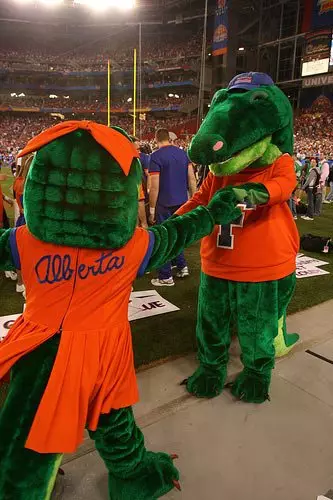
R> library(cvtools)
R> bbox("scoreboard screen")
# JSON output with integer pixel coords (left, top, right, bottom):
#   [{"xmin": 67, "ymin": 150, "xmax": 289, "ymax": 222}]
[{"xmin": 301, "ymin": 29, "xmax": 332, "ymax": 77}]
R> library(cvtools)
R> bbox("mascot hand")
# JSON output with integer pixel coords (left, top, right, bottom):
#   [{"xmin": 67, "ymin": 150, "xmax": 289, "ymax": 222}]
[{"xmin": 207, "ymin": 189, "xmax": 242, "ymax": 226}]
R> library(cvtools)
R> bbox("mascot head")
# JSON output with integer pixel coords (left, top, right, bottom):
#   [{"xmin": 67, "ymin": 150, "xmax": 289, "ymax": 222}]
[
  {"xmin": 18, "ymin": 121, "xmax": 141, "ymax": 249},
  {"xmin": 189, "ymin": 72, "xmax": 293, "ymax": 176}
]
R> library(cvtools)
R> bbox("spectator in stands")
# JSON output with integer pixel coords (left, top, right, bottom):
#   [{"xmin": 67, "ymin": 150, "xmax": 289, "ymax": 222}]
[{"xmin": 148, "ymin": 128, "xmax": 196, "ymax": 286}]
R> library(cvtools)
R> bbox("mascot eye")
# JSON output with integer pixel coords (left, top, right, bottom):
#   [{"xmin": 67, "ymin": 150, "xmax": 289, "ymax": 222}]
[{"xmin": 250, "ymin": 91, "xmax": 268, "ymax": 103}]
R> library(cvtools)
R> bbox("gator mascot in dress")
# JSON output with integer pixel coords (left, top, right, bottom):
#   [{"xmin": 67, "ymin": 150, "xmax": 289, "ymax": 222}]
[
  {"xmin": 0, "ymin": 120, "xmax": 242, "ymax": 500},
  {"xmin": 177, "ymin": 72, "xmax": 300, "ymax": 403}
]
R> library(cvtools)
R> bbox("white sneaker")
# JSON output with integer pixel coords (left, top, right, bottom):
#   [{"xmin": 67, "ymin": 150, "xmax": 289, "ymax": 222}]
[
  {"xmin": 302, "ymin": 216, "xmax": 314, "ymax": 221},
  {"xmin": 176, "ymin": 266, "xmax": 190, "ymax": 278},
  {"xmin": 293, "ymin": 216, "xmax": 298, "ymax": 220},
  {"xmin": 16, "ymin": 284, "xmax": 25, "ymax": 293},
  {"xmin": 323, "ymin": 200, "xmax": 331, "ymax": 204},
  {"xmin": 5, "ymin": 271, "xmax": 17, "ymax": 280},
  {"xmin": 151, "ymin": 278, "xmax": 175, "ymax": 287}
]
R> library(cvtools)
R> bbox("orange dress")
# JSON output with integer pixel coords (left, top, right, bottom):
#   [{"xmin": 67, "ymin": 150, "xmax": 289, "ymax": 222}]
[{"xmin": 0, "ymin": 225, "xmax": 149, "ymax": 453}]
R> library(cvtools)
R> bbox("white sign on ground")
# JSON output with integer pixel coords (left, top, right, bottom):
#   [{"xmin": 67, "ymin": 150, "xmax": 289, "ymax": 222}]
[
  {"xmin": 296, "ymin": 255, "xmax": 330, "ymax": 279},
  {"xmin": 128, "ymin": 290, "xmax": 180, "ymax": 321},
  {"xmin": 0, "ymin": 290, "xmax": 179, "ymax": 341},
  {"xmin": 296, "ymin": 266, "xmax": 330, "ymax": 279},
  {"xmin": 296, "ymin": 255, "xmax": 330, "ymax": 267}
]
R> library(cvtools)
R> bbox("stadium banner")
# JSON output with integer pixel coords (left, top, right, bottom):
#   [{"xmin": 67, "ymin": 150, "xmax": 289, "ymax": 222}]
[
  {"xmin": 212, "ymin": 0, "xmax": 229, "ymax": 57},
  {"xmin": 302, "ymin": 0, "xmax": 333, "ymax": 31},
  {"xmin": 301, "ymin": 29, "xmax": 331, "ymax": 77},
  {"xmin": 302, "ymin": 73, "xmax": 333, "ymax": 87}
]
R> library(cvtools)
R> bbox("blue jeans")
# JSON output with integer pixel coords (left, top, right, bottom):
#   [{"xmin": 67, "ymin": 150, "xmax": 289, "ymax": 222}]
[
  {"xmin": 326, "ymin": 182, "xmax": 333, "ymax": 201},
  {"xmin": 156, "ymin": 204, "xmax": 187, "ymax": 280},
  {"xmin": 288, "ymin": 197, "xmax": 297, "ymax": 217}
]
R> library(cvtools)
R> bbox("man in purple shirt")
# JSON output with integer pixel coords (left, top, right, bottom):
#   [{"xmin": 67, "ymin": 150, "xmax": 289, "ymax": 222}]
[{"xmin": 149, "ymin": 128, "xmax": 196, "ymax": 286}]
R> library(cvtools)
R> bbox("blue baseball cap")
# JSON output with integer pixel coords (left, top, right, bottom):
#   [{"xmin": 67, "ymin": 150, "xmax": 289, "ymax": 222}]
[{"xmin": 228, "ymin": 72, "xmax": 274, "ymax": 91}]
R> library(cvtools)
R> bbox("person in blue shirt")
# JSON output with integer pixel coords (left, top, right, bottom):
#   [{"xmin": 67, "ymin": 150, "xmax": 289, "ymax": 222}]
[{"xmin": 149, "ymin": 128, "xmax": 197, "ymax": 286}]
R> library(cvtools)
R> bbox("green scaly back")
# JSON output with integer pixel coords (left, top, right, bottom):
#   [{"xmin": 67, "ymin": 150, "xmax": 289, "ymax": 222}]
[{"xmin": 24, "ymin": 129, "xmax": 142, "ymax": 249}]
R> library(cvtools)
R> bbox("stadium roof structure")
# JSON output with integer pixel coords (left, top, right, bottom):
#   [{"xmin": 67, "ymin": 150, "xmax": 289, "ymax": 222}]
[{"xmin": 0, "ymin": 0, "xmax": 216, "ymax": 24}]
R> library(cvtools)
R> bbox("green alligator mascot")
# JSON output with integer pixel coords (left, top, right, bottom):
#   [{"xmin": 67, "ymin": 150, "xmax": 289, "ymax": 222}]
[
  {"xmin": 0, "ymin": 120, "xmax": 242, "ymax": 500},
  {"xmin": 177, "ymin": 72, "xmax": 300, "ymax": 403}
]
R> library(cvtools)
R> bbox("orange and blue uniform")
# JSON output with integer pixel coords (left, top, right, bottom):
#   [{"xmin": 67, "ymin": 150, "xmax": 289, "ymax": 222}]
[{"xmin": 0, "ymin": 225, "xmax": 155, "ymax": 453}]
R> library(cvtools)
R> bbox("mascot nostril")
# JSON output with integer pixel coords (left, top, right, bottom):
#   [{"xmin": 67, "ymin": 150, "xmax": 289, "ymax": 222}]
[{"xmin": 213, "ymin": 141, "xmax": 224, "ymax": 152}]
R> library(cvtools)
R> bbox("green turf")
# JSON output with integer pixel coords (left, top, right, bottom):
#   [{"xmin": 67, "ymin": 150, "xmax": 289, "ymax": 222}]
[
  {"xmin": 1, "ymin": 167, "xmax": 14, "ymax": 223},
  {"xmin": 1, "ymin": 167, "xmax": 332, "ymax": 367}
]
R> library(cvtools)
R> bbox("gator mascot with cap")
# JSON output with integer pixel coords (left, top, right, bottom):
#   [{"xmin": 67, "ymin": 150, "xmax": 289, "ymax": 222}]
[
  {"xmin": 0, "ymin": 120, "xmax": 242, "ymax": 500},
  {"xmin": 177, "ymin": 72, "xmax": 300, "ymax": 403}
]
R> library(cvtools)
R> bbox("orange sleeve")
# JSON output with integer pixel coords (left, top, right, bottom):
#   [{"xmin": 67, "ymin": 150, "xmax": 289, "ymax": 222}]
[
  {"xmin": 262, "ymin": 154, "xmax": 297, "ymax": 206},
  {"xmin": 176, "ymin": 172, "xmax": 213, "ymax": 215}
]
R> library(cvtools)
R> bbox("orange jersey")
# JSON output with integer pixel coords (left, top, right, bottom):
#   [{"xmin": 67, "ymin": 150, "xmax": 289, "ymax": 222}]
[
  {"xmin": 177, "ymin": 154, "xmax": 299, "ymax": 282},
  {"xmin": 0, "ymin": 225, "xmax": 152, "ymax": 453},
  {"xmin": 13, "ymin": 176, "xmax": 24, "ymax": 214}
]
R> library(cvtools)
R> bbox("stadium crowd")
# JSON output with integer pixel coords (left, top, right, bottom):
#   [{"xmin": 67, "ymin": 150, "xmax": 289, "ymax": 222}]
[
  {"xmin": 0, "ymin": 114, "xmax": 195, "ymax": 161},
  {"xmin": 294, "ymin": 110, "xmax": 333, "ymax": 160},
  {"xmin": 1, "ymin": 94, "xmax": 196, "ymax": 110},
  {"xmin": 2, "ymin": 106, "xmax": 332, "ymax": 160},
  {"xmin": 0, "ymin": 34, "xmax": 202, "ymax": 74}
]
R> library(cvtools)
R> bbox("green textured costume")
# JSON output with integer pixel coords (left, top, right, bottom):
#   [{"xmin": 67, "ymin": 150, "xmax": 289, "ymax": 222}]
[
  {"xmin": 0, "ymin": 121, "xmax": 242, "ymax": 500},
  {"xmin": 177, "ymin": 72, "xmax": 300, "ymax": 403}
]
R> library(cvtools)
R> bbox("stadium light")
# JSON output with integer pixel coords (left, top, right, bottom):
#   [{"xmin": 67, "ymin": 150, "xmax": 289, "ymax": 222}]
[
  {"xmin": 18, "ymin": 93, "xmax": 25, "ymax": 97},
  {"xmin": 168, "ymin": 93, "xmax": 174, "ymax": 98},
  {"xmin": 174, "ymin": 94, "xmax": 180, "ymax": 99},
  {"xmin": 10, "ymin": 93, "xmax": 17, "ymax": 97},
  {"xmin": 64, "ymin": 96, "xmax": 70, "ymax": 99},
  {"xmin": 49, "ymin": 94, "xmax": 58, "ymax": 98},
  {"xmin": 238, "ymin": 47, "xmax": 245, "ymax": 51},
  {"xmin": 127, "ymin": 97, "xmax": 132, "ymax": 102},
  {"xmin": 74, "ymin": 0, "xmax": 135, "ymax": 10},
  {"xmin": 40, "ymin": 0, "xmax": 64, "ymax": 5}
]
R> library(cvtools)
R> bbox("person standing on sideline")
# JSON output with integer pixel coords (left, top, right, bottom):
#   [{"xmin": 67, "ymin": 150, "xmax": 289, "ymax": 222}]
[
  {"xmin": 149, "ymin": 128, "xmax": 197, "ymax": 286},
  {"xmin": 301, "ymin": 158, "xmax": 321, "ymax": 221},
  {"xmin": 324, "ymin": 163, "xmax": 333, "ymax": 203},
  {"xmin": 131, "ymin": 136, "xmax": 149, "ymax": 229},
  {"xmin": 318, "ymin": 155, "xmax": 329, "ymax": 205}
]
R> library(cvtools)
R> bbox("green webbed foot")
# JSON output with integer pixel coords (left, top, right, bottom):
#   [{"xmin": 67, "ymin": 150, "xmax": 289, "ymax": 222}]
[
  {"xmin": 108, "ymin": 452, "xmax": 180, "ymax": 500},
  {"xmin": 231, "ymin": 369, "xmax": 270, "ymax": 404},
  {"xmin": 186, "ymin": 365, "xmax": 227, "ymax": 399}
]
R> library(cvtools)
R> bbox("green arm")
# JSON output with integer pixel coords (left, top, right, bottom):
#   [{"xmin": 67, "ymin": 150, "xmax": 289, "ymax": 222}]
[
  {"xmin": 229, "ymin": 183, "xmax": 269, "ymax": 206},
  {"xmin": 146, "ymin": 190, "xmax": 241, "ymax": 271},
  {"xmin": 0, "ymin": 229, "xmax": 16, "ymax": 271}
]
